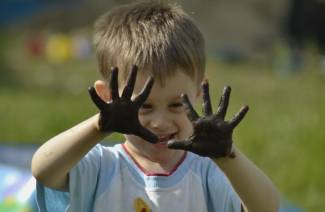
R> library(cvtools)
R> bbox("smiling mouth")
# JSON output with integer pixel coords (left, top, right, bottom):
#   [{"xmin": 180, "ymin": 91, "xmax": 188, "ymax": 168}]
[{"xmin": 157, "ymin": 133, "xmax": 176, "ymax": 143}]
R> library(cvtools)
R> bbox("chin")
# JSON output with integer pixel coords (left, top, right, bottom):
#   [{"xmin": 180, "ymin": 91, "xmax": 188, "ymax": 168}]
[{"xmin": 152, "ymin": 141, "xmax": 169, "ymax": 150}]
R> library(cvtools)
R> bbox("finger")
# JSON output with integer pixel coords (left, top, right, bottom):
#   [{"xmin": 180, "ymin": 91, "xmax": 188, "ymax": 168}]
[
  {"xmin": 88, "ymin": 86, "xmax": 107, "ymax": 109},
  {"xmin": 215, "ymin": 86, "xmax": 231, "ymax": 119},
  {"xmin": 181, "ymin": 94, "xmax": 199, "ymax": 122},
  {"xmin": 134, "ymin": 77, "xmax": 154, "ymax": 107},
  {"xmin": 122, "ymin": 65, "xmax": 137, "ymax": 99},
  {"xmin": 110, "ymin": 67, "xmax": 120, "ymax": 101},
  {"xmin": 167, "ymin": 139, "xmax": 193, "ymax": 151},
  {"xmin": 201, "ymin": 80, "xmax": 213, "ymax": 116},
  {"xmin": 229, "ymin": 105, "xmax": 249, "ymax": 129},
  {"xmin": 135, "ymin": 126, "xmax": 158, "ymax": 143}
]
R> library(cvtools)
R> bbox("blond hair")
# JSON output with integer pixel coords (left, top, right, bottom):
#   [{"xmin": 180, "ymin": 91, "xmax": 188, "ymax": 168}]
[{"xmin": 94, "ymin": 1, "xmax": 205, "ymax": 85}]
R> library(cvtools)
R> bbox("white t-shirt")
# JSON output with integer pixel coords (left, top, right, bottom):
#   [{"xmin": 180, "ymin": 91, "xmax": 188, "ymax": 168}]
[{"xmin": 36, "ymin": 143, "xmax": 241, "ymax": 212}]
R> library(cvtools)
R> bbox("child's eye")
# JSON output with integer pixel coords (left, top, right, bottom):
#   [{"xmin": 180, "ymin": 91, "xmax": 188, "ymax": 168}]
[
  {"xmin": 139, "ymin": 104, "xmax": 153, "ymax": 115},
  {"xmin": 141, "ymin": 103, "xmax": 152, "ymax": 109},
  {"xmin": 169, "ymin": 102, "xmax": 183, "ymax": 108},
  {"xmin": 169, "ymin": 102, "xmax": 184, "ymax": 113}
]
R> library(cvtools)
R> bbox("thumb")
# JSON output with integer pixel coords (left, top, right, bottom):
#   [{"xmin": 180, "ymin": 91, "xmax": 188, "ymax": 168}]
[
  {"xmin": 167, "ymin": 139, "xmax": 192, "ymax": 151},
  {"xmin": 135, "ymin": 126, "xmax": 158, "ymax": 144}
]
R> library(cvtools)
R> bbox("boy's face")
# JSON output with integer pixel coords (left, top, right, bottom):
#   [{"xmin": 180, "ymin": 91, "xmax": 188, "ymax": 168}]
[{"xmin": 122, "ymin": 70, "xmax": 201, "ymax": 155}]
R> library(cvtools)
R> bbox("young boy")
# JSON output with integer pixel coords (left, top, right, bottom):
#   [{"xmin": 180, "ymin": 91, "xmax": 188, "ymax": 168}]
[{"xmin": 31, "ymin": 1, "xmax": 280, "ymax": 211}]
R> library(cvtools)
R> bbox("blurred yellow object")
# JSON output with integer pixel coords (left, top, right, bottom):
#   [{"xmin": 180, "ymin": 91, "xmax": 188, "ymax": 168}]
[
  {"xmin": 1, "ymin": 197, "xmax": 32, "ymax": 212},
  {"xmin": 46, "ymin": 34, "xmax": 73, "ymax": 64},
  {"xmin": 134, "ymin": 197, "xmax": 151, "ymax": 212},
  {"xmin": 3, "ymin": 196, "xmax": 16, "ymax": 206}
]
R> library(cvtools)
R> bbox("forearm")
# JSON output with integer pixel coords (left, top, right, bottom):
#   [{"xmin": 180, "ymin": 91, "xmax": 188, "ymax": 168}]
[
  {"xmin": 213, "ymin": 147, "xmax": 280, "ymax": 212},
  {"xmin": 31, "ymin": 114, "xmax": 107, "ymax": 190}
]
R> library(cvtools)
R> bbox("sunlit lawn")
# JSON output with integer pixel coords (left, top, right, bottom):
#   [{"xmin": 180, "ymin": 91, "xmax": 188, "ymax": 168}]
[{"xmin": 1, "ymin": 55, "xmax": 325, "ymax": 210}]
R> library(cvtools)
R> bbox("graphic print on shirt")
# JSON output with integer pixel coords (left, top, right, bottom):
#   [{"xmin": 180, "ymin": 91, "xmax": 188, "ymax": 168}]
[{"xmin": 134, "ymin": 197, "xmax": 152, "ymax": 212}]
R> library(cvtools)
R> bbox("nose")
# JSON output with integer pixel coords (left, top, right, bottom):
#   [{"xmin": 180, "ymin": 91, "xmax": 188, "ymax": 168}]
[{"xmin": 149, "ymin": 112, "xmax": 172, "ymax": 130}]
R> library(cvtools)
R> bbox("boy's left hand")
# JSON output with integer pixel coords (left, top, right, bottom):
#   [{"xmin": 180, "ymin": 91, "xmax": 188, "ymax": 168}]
[{"xmin": 167, "ymin": 81, "xmax": 249, "ymax": 159}]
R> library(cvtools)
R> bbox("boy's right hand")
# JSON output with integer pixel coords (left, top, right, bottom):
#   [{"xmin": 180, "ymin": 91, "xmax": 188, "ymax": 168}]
[{"xmin": 88, "ymin": 65, "xmax": 158, "ymax": 143}]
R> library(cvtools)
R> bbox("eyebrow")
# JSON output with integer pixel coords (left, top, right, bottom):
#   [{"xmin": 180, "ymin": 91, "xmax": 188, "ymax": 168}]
[{"xmin": 170, "ymin": 95, "xmax": 182, "ymax": 101}]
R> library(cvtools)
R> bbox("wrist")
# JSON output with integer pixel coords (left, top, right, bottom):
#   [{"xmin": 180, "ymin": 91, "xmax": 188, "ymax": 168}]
[
  {"xmin": 92, "ymin": 114, "xmax": 111, "ymax": 135},
  {"xmin": 93, "ymin": 113, "xmax": 101, "ymax": 131},
  {"xmin": 211, "ymin": 145, "xmax": 236, "ymax": 161}
]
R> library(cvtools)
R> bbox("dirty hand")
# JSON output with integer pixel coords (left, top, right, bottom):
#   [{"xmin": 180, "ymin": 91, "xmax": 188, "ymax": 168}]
[
  {"xmin": 168, "ymin": 81, "xmax": 249, "ymax": 158},
  {"xmin": 88, "ymin": 65, "xmax": 158, "ymax": 143}
]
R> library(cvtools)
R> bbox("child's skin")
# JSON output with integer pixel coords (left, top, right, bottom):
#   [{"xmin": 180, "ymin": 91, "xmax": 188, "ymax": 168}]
[{"xmin": 32, "ymin": 65, "xmax": 280, "ymax": 212}]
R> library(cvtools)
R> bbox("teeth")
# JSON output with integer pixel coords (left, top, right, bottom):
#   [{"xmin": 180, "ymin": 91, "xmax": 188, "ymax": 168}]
[{"xmin": 157, "ymin": 134, "xmax": 175, "ymax": 142}]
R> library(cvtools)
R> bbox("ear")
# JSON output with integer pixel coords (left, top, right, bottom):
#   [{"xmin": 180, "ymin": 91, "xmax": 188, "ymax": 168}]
[{"xmin": 94, "ymin": 80, "xmax": 111, "ymax": 102}]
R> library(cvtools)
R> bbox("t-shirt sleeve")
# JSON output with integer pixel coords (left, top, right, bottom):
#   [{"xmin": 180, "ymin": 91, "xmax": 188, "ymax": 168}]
[
  {"xmin": 35, "ymin": 144, "xmax": 103, "ymax": 212},
  {"xmin": 204, "ymin": 159, "xmax": 242, "ymax": 212},
  {"xmin": 36, "ymin": 182, "xmax": 70, "ymax": 212},
  {"xmin": 68, "ymin": 144, "xmax": 103, "ymax": 211}
]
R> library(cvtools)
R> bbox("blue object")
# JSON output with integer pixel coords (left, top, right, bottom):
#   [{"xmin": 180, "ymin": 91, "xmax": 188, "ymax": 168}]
[
  {"xmin": 0, "ymin": 164, "xmax": 37, "ymax": 211},
  {"xmin": 0, "ymin": 0, "xmax": 82, "ymax": 27}
]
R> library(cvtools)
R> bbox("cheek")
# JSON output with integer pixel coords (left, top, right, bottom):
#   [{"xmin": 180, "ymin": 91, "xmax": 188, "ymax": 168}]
[
  {"xmin": 177, "ymin": 114, "xmax": 194, "ymax": 137},
  {"xmin": 138, "ymin": 114, "xmax": 147, "ymax": 126}
]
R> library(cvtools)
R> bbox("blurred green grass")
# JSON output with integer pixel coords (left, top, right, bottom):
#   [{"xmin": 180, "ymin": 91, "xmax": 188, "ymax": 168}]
[{"xmin": 1, "ymin": 35, "xmax": 325, "ymax": 210}]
